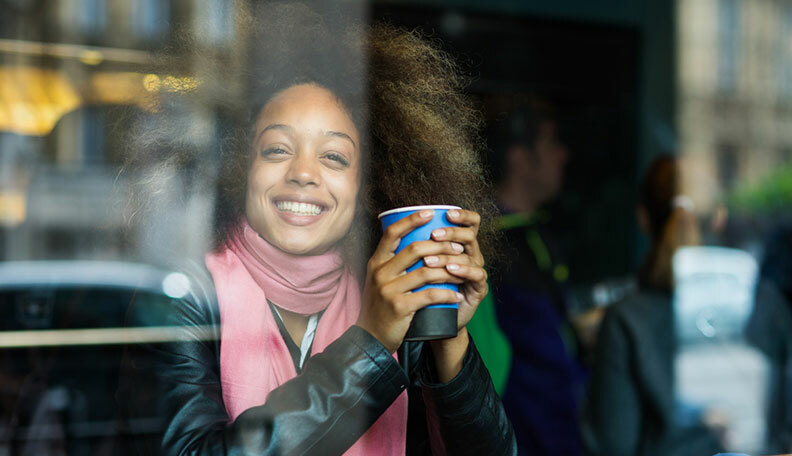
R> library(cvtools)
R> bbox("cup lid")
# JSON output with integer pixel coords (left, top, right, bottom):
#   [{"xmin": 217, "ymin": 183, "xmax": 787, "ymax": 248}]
[{"xmin": 377, "ymin": 205, "xmax": 461, "ymax": 219}]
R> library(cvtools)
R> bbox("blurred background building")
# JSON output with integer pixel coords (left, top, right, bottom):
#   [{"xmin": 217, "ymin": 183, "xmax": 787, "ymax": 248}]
[
  {"xmin": 0, "ymin": 0, "xmax": 237, "ymax": 265},
  {"xmin": 678, "ymin": 0, "xmax": 792, "ymax": 245}
]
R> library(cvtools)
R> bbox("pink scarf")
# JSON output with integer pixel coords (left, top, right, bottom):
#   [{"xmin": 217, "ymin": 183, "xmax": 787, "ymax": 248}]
[{"xmin": 205, "ymin": 220, "xmax": 407, "ymax": 455}]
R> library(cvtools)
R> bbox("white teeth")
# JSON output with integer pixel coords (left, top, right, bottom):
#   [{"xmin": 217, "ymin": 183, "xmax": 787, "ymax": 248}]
[{"xmin": 276, "ymin": 201, "xmax": 323, "ymax": 216}]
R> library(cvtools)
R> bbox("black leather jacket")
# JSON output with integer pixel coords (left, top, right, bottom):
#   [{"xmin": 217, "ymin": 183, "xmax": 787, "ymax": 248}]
[{"xmin": 120, "ymin": 266, "xmax": 516, "ymax": 455}]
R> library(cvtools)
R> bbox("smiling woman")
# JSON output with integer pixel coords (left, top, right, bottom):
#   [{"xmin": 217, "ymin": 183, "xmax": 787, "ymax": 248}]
[
  {"xmin": 119, "ymin": 2, "xmax": 513, "ymax": 455},
  {"xmin": 246, "ymin": 84, "xmax": 361, "ymax": 256}
]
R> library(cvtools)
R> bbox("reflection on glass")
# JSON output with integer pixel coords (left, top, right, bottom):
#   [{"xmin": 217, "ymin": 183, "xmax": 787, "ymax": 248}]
[{"xmin": 672, "ymin": 246, "xmax": 768, "ymax": 453}]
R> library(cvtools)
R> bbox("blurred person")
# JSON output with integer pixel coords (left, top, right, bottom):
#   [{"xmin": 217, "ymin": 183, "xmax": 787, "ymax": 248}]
[
  {"xmin": 584, "ymin": 155, "xmax": 792, "ymax": 456},
  {"xmin": 487, "ymin": 105, "xmax": 586, "ymax": 456},
  {"xmin": 761, "ymin": 223, "xmax": 792, "ymax": 305},
  {"xmin": 119, "ymin": 3, "xmax": 516, "ymax": 455}
]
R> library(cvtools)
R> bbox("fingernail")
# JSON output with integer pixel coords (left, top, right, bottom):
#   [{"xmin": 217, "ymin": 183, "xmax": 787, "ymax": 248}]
[
  {"xmin": 419, "ymin": 210, "xmax": 433, "ymax": 218},
  {"xmin": 448, "ymin": 209, "xmax": 460, "ymax": 219},
  {"xmin": 451, "ymin": 242, "xmax": 463, "ymax": 253},
  {"xmin": 446, "ymin": 263, "xmax": 460, "ymax": 271},
  {"xmin": 455, "ymin": 292, "xmax": 464, "ymax": 301},
  {"xmin": 425, "ymin": 256, "xmax": 439, "ymax": 265},
  {"xmin": 432, "ymin": 228, "xmax": 446, "ymax": 239}
]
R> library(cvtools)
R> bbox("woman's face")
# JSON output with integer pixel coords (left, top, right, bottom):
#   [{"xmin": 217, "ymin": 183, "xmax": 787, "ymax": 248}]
[{"xmin": 246, "ymin": 83, "xmax": 361, "ymax": 255}]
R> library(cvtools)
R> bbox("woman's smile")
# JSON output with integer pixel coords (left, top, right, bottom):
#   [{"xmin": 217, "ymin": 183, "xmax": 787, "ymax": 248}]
[
  {"xmin": 272, "ymin": 195, "xmax": 329, "ymax": 226},
  {"xmin": 276, "ymin": 201, "xmax": 323, "ymax": 217}
]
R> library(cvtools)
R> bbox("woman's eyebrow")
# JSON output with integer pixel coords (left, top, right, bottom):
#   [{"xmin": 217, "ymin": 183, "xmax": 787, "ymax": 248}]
[
  {"xmin": 256, "ymin": 124, "xmax": 294, "ymax": 143},
  {"xmin": 256, "ymin": 124, "xmax": 356, "ymax": 150},
  {"xmin": 324, "ymin": 131, "xmax": 356, "ymax": 150}
]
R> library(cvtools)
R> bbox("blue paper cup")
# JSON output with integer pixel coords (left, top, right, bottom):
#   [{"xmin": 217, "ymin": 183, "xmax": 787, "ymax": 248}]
[{"xmin": 378, "ymin": 205, "xmax": 461, "ymax": 341}]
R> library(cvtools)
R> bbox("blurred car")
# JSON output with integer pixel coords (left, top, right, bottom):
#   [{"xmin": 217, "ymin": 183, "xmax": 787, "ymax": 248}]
[
  {"xmin": 672, "ymin": 246, "xmax": 770, "ymax": 454},
  {"xmin": 0, "ymin": 260, "xmax": 198, "ymax": 455}
]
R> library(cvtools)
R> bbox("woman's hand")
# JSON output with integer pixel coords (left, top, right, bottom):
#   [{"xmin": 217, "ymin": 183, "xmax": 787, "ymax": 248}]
[
  {"xmin": 425, "ymin": 209, "xmax": 488, "ymax": 330},
  {"xmin": 423, "ymin": 208, "xmax": 488, "ymax": 382},
  {"xmin": 357, "ymin": 209, "xmax": 467, "ymax": 353}
]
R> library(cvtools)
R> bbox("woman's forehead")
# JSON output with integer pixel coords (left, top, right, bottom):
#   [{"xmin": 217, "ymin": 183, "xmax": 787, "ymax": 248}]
[{"xmin": 255, "ymin": 84, "xmax": 359, "ymax": 140}]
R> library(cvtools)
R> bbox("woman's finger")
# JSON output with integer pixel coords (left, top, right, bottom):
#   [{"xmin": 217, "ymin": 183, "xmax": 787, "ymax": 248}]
[
  {"xmin": 445, "ymin": 209, "xmax": 481, "ymax": 233},
  {"xmin": 431, "ymin": 226, "xmax": 484, "ymax": 267},
  {"xmin": 423, "ymin": 253, "xmax": 472, "ymax": 268},
  {"xmin": 382, "ymin": 266, "xmax": 464, "ymax": 297},
  {"xmin": 430, "ymin": 226, "xmax": 478, "ymax": 255},
  {"xmin": 370, "ymin": 210, "xmax": 435, "ymax": 265},
  {"xmin": 444, "ymin": 264, "xmax": 488, "ymax": 292},
  {"xmin": 430, "ymin": 226, "xmax": 475, "ymax": 245},
  {"xmin": 378, "ymin": 240, "xmax": 464, "ymax": 278},
  {"xmin": 440, "ymin": 208, "xmax": 484, "ymax": 263},
  {"xmin": 398, "ymin": 288, "xmax": 465, "ymax": 314}
]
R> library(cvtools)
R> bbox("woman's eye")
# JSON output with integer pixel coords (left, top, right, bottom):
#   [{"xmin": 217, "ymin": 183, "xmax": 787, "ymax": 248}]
[
  {"xmin": 260, "ymin": 147, "xmax": 288, "ymax": 158},
  {"xmin": 323, "ymin": 152, "xmax": 349, "ymax": 167}
]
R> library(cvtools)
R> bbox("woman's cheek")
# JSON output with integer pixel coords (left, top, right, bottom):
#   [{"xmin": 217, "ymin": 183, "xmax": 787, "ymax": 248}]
[
  {"xmin": 328, "ymin": 171, "xmax": 361, "ymax": 227},
  {"xmin": 244, "ymin": 180, "xmax": 269, "ymax": 228}
]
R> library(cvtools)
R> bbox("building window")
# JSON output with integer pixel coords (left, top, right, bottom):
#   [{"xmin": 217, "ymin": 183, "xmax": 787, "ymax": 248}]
[
  {"xmin": 72, "ymin": 0, "xmax": 107, "ymax": 37},
  {"xmin": 194, "ymin": 0, "xmax": 233, "ymax": 46},
  {"xmin": 132, "ymin": 0, "xmax": 170, "ymax": 41},
  {"xmin": 717, "ymin": 144, "xmax": 739, "ymax": 190},
  {"xmin": 781, "ymin": 5, "xmax": 792, "ymax": 97},
  {"xmin": 781, "ymin": 147, "xmax": 792, "ymax": 165},
  {"xmin": 81, "ymin": 108, "xmax": 105, "ymax": 166},
  {"xmin": 718, "ymin": 0, "xmax": 739, "ymax": 93}
]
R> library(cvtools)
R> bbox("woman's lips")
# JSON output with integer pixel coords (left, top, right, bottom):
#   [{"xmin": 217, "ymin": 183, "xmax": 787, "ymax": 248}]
[{"xmin": 273, "ymin": 200, "xmax": 327, "ymax": 226}]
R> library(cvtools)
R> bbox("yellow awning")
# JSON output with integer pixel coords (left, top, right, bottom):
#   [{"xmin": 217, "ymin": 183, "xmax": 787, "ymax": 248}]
[
  {"xmin": 0, "ymin": 66, "xmax": 200, "ymax": 136},
  {"xmin": 0, "ymin": 66, "xmax": 81, "ymax": 136}
]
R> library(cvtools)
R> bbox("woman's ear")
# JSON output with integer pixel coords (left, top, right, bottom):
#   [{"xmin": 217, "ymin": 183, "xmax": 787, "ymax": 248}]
[{"xmin": 636, "ymin": 205, "xmax": 650, "ymax": 235}]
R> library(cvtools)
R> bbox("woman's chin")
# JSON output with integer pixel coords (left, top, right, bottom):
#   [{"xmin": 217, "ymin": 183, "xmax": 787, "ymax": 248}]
[
  {"xmin": 270, "ymin": 236, "xmax": 329, "ymax": 256},
  {"xmin": 247, "ymin": 210, "xmax": 351, "ymax": 256}
]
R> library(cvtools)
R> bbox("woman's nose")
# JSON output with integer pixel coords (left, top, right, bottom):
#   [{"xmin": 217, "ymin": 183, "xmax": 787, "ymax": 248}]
[{"xmin": 285, "ymin": 153, "xmax": 320, "ymax": 187}]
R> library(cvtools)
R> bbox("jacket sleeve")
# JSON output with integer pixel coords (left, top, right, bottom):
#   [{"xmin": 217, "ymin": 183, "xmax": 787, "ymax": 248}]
[
  {"xmin": 413, "ymin": 334, "xmax": 517, "ymax": 456},
  {"xmin": 583, "ymin": 308, "xmax": 642, "ymax": 456},
  {"xmin": 121, "ymin": 294, "xmax": 409, "ymax": 456}
]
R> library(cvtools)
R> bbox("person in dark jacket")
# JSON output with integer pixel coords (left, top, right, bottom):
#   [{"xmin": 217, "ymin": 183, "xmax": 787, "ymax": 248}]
[
  {"xmin": 584, "ymin": 155, "xmax": 792, "ymax": 455},
  {"xmin": 587, "ymin": 278, "xmax": 790, "ymax": 456},
  {"xmin": 487, "ymin": 105, "xmax": 585, "ymax": 455},
  {"xmin": 120, "ymin": 3, "xmax": 514, "ymax": 455}
]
